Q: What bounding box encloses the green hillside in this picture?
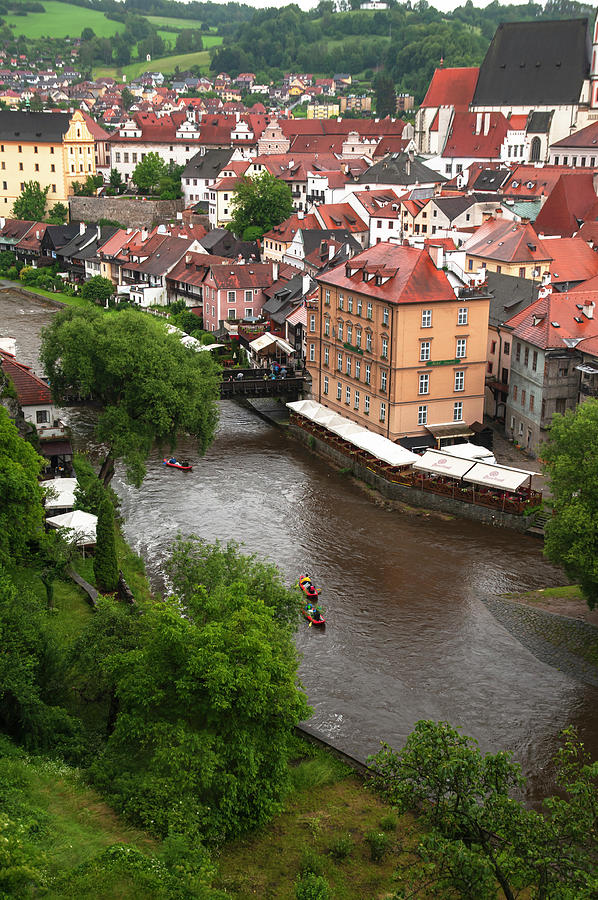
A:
[95,48,212,81]
[3,1,124,39]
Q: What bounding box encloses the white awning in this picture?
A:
[442,442,496,463]
[40,477,78,512]
[349,431,418,467]
[46,510,97,545]
[413,449,476,479]
[249,333,277,353]
[327,419,368,440]
[287,399,323,418]
[272,335,295,355]
[462,462,532,492]
[312,408,344,427]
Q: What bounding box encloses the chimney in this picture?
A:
[594,171,598,197]
[302,272,311,295]
[482,211,493,222]
[405,158,411,177]
[79,221,85,235]
[297,209,304,220]
[408,146,415,163]
[320,240,328,259]
[35,229,40,239]
[141,227,148,241]
[329,243,335,260]
[96,225,101,240]
[272,260,279,280]
[185,253,192,264]
[475,112,482,135]
[483,112,490,135]
[583,301,595,320]
[428,243,444,269]
[494,207,502,218]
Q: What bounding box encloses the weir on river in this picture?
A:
[3,288,597,805]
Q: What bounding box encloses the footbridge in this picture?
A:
[219,369,309,401]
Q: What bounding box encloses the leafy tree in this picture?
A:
[12,180,49,220]
[80,275,114,304]
[90,538,309,842]
[0,407,45,564]
[543,399,598,608]
[131,151,166,195]
[46,201,68,224]
[72,174,103,197]
[35,529,74,611]
[94,496,119,594]
[121,85,134,110]
[374,71,396,117]
[109,167,124,195]
[369,720,598,900]
[81,26,95,42]
[40,307,220,486]
[228,171,293,240]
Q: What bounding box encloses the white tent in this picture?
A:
[413,449,476,479]
[287,399,323,418]
[349,431,418,467]
[326,419,368,440]
[462,462,532,492]
[249,333,278,353]
[46,510,97,545]
[40,477,78,512]
[442,442,496,464]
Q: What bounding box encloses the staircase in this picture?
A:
[526,509,551,537]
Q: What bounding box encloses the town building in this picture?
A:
[309,242,491,450]
[0,109,96,208]
[202,262,274,331]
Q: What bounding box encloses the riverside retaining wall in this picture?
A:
[69,197,185,228]
[290,424,531,532]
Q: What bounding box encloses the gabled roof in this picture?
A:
[485,270,541,328]
[545,237,598,285]
[263,212,319,243]
[15,222,47,250]
[432,196,475,221]
[356,152,444,187]
[473,18,591,106]
[317,241,455,305]
[182,147,234,179]
[0,219,34,241]
[472,168,511,192]
[533,173,598,237]
[208,262,272,290]
[0,349,52,406]
[0,109,71,142]
[505,290,598,350]
[462,217,552,264]
[420,67,479,110]
[167,252,228,287]
[551,118,598,148]
[315,202,367,233]
[443,112,510,159]
[124,236,195,276]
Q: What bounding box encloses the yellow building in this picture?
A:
[308,242,490,449]
[0,109,96,210]
[306,102,340,119]
[462,216,551,280]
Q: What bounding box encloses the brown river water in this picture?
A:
[2,289,597,803]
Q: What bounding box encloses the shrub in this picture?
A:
[93,496,119,594]
[299,845,326,877]
[295,873,330,900]
[329,833,353,861]
[364,829,391,862]
[379,811,398,831]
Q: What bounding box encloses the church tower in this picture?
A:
[590,11,598,108]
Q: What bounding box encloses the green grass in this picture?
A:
[504,584,583,601]
[97,48,212,81]
[7,562,94,645]
[3,1,124,39]
[145,14,211,30]
[7,280,95,309]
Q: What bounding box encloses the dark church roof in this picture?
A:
[0,110,71,142]
[473,18,591,107]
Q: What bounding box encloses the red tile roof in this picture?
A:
[315,202,367,233]
[533,173,598,237]
[15,222,47,251]
[0,350,52,406]
[463,217,552,264]
[209,262,273,290]
[544,237,598,284]
[502,165,592,199]
[505,291,598,350]
[263,212,319,243]
[551,119,598,148]
[420,67,479,110]
[167,252,229,287]
[317,241,455,305]
[443,112,509,159]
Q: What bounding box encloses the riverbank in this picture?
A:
[0,279,94,309]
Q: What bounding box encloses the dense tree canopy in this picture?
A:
[85,538,309,842]
[12,180,48,221]
[228,172,293,241]
[40,307,220,486]
[131,151,166,194]
[0,407,46,564]
[543,398,598,608]
[370,719,598,899]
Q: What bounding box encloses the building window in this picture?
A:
[355,327,361,348]
[346,356,352,376]
[454,370,465,392]
[309,313,316,332]
[347,296,353,313]
[422,309,432,328]
[364,395,370,414]
[453,401,463,422]
[367,302,372,319]
[356,298,362,316]
[337,353,342,371]
[18,145,22,153]
[532,351,538,372]
[456,338,467,359]
[355,359,361,380]
[383,307,389,325]
[345,386,351,404]
[347,324,352,344]
[338,293,344,310]
[524,347,529,366]
[227,308,235,320]
[380,401,386,422]
[418,405,427,425]
[324,318,330,337]
[381,337,388,358]
[245,308,253,317]
[36,410,49,424]
[354,389,360,410]
[337,381,342,400]
[52,184,56,193]
[323,375,329,395]
[115,152,121,163]
[420,341,430,361]
[338,322,343,341]
[324,346,329,366]
[513,385,518,401]
[227,290,235,302]
[381,370,387,392]
[366,332,372,352]
[34,163,39,172]
[19,162,23,171]
[132,152,138,164]
[124,152,129,164]
[521,389,526,406]
[519,267,526,278]
[324,289,330,305]
[365,364,371,385]
[504,341,510,356]
[419,372,429,395]
[51,164,55,172]
[515,342,521,362]
[309,343,315,362]
[529,393,535,411]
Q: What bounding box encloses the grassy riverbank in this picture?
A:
[2,280,95,310]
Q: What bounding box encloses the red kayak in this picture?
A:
[163,458,193,471]
[298,575,326,625]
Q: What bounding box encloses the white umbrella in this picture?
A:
[46,510,97,546]
[40,477,78,512]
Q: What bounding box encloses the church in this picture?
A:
[415,15,598,165]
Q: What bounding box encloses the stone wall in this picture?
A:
[290,425,531,532]
[69,197,184,228]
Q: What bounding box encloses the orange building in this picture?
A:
[308,242,491,450]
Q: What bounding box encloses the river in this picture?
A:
[3,288,597,803]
